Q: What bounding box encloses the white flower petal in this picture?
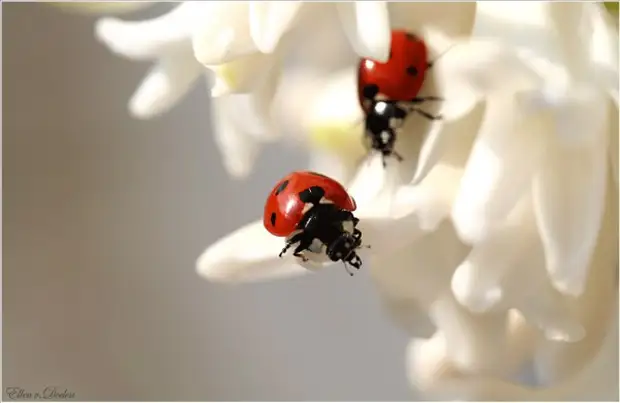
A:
[208,54,281,144]
[196,221,309,283]
[549,87,609,146]
[192,2,258,66]
[532,116,609,297]
[451,96,551,243]
[435,39,542,121]
[608,101,618,187]
[128,51,203,119]
[249,1,303,54]
[377,295,436,338]
[393,162,465,234]
[412,102,484,185]
[348,154,401,216]
[389,3,476,39]
[306,151,354,186]
[587,3,620,106]
[369,221,468,308]
[299,67,366,158]
[405,312,543,400]
[535,197,618,387]
[550,3,600,81]
[429,293,516,374]
[451,198,532,314]
[95,2,203,60]
[210,94,262,179]
[207,53,275,97]
[473,2,560,62]
[336,2,391,62]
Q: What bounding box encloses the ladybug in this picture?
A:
[357,30,443,165]
[263,171,365,275]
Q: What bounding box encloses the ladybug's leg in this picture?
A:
[292,236,315,262]
[347,253,363,270]
[410,96,444,103]
[279,232,305,258]
[413,108,443,121]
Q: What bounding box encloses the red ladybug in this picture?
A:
[263,171,364,275]
[357,30,443,165]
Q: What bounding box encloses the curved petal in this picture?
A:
[208,54,282,144]
[405,311,542,400]
[548,87,609,146]
[434,39,542,121]
[473,2,560,64]
[451,95,552,243]
[208,53,275,97]
[389,3,476,39]
[412,102,484,185]
[128,50,203,119]
[451,198,532,314]
[249,2,303,54]
[306,151,355,186]
[210,94,262,179]
[393,162,464,234]
[336,2,391,62]
[348,153,402,217]
[535,194,618,387]
[608,101,618,187]
[549,3,599,81]
[191,2,258,66]
[588,3,619,106]
[376,295,436,338]
[301,67,366,160]
[95,2,205,60]
[532,109,609,296]
[196,221,309,283]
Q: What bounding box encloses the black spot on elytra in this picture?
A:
[274,180,289,195]
[362,84,380,100]
[405,33,416,41]
[298,186,325,205]
[270,212,276,226]
[389,50,393,59]
[406,66,418,76]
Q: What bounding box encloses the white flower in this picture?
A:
[96,1,618,400]
[94,2,476,180]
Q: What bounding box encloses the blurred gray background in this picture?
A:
[3,4,410,400]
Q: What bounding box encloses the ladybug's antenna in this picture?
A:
[427,43,457,69]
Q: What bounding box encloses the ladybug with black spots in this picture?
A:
[358,30,443,165]
[263,171,365,275]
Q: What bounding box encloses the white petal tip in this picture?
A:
[224,162,253,179]
[550,278,586,298]
[94,18,120,45]
[451,211,490,245]
[128,92,161,120]
[195,221,311,284]
[543,323,586,343]
[455,287,503,314]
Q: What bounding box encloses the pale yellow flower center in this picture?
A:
[307,121,366,161]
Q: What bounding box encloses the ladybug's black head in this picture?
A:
[362,84,380,101]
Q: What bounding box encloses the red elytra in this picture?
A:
[357,30,429,110]
[263,171,357,238]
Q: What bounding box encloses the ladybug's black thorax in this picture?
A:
[298,203,362,264]
[364,100,409,156]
